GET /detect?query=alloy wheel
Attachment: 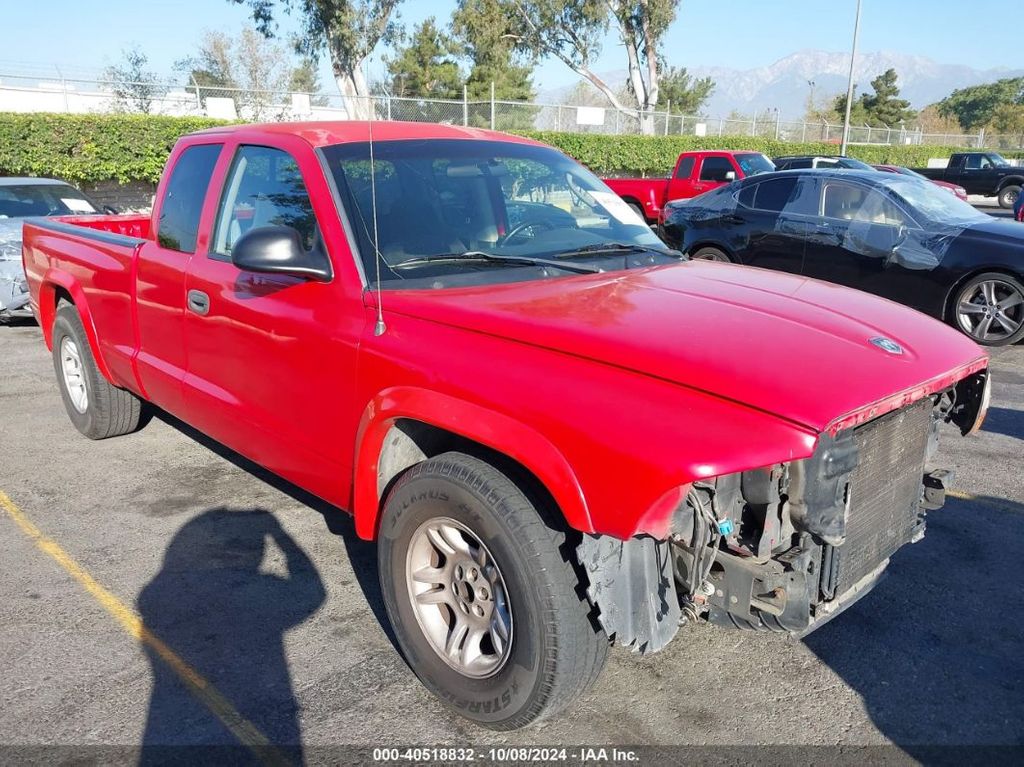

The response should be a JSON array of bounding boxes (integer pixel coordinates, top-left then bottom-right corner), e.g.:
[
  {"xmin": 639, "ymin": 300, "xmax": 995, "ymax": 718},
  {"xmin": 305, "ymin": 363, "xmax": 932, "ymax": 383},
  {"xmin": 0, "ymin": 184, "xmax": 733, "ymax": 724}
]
[{"xmin": 956, "ymin": 278, "xmax": 1024, "ymax": 343}]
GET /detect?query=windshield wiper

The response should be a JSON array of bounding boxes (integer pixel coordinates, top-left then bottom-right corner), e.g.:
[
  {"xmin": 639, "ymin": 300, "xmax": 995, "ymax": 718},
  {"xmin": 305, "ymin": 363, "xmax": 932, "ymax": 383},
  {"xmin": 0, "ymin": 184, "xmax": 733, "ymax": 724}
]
[
  {"xmin": 549, "ymin": 242, "xmax": 682, "ymax": 259},
  {"xmin": 390, "ymin": 251, "xmax": 602, "ymax": 274}
]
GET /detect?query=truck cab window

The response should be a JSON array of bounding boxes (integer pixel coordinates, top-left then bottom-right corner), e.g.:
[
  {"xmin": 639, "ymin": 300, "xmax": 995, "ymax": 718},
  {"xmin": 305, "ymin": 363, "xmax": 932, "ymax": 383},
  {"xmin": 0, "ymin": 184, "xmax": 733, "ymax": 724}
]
[
  {"xmin": 699, "ymin": 157, "xmax": 734, "ymax": 182},
  {"xmin": 157, "ymin": 143, "xmax": 222, "ymax": 253},
  {"xmin": 213, "ymin": 145, "xmax": 317, "ymax": 257},
  {"xmin": 674, "ymin": 157, "xmax": 695, "ymax": 179},
  {"xmin": 965, "ymin": 155, "xmax": 990, "ymax": 170}
]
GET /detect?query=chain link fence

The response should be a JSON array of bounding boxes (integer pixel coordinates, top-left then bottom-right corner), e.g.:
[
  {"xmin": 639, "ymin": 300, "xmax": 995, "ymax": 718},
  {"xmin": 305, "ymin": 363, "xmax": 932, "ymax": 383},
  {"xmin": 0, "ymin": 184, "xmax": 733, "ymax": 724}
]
[{"xmin": 1, "ymin": 67, "xmax": 1019, "ymax": 149}]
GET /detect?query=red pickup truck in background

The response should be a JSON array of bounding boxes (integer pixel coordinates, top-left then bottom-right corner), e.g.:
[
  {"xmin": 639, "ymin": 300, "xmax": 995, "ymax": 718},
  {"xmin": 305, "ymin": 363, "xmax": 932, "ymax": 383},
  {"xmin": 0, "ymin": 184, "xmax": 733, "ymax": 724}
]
[
  {"xmin": 21, "ymin": 122, "xmax": 989, "ymax": 731},
  {"xmin": 603, "ymin": 149, "xmax": 775, "ymax": 223}
]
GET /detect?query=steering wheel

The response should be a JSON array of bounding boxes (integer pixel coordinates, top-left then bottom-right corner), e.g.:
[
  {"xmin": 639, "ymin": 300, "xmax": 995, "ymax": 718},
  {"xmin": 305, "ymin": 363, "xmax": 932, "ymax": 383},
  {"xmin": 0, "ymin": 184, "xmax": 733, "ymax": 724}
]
[{"xmin": 500, "ymin": 218, "xmax": 556, "ymax": 245}]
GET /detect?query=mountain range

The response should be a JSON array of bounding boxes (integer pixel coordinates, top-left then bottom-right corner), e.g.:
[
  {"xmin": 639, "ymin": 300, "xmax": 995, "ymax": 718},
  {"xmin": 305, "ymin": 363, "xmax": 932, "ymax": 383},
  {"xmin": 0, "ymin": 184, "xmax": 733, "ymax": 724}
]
[{"xmin": 538, "ymin": 49, "xmax": 1024, "ymax": 120}]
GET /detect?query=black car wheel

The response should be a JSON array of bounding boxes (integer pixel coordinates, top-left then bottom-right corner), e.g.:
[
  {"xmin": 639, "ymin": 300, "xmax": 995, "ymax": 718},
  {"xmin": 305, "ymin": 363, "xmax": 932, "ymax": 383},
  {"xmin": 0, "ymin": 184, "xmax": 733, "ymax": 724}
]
[
  {"xmin": 952, "ymin": 272, "xmax": 1024, "ymax": 346},
  {"xmin": 998, "ymin": 185, "xmax": 1021, "ymax": 209},
  {"xmin": 690, "ymin": 246, "xmax": 731, "ymax": 263}
]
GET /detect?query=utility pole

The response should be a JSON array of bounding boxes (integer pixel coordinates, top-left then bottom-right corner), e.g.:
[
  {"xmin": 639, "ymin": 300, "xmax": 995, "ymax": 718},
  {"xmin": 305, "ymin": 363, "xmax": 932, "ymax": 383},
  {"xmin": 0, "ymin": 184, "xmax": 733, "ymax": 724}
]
[{"xmin": 840, "ymin": 0, "xmax": 863, "ymax": 156}]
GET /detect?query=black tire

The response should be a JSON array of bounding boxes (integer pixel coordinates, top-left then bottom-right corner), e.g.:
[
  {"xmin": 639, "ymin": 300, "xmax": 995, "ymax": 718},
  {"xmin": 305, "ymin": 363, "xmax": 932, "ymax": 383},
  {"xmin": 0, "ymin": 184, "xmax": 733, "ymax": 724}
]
[
  {"xmin": 949, "ymin": 272, "xmax": 1024, "ymax": 346},
  {"xmin": 997, "ymin": 184, "xmax": 1020, "ymax": 209},
  {"xmin": 690, "ymin": 246, "xmax": 731, "ymax": 262},
  {"xmin": 51, "ymin": 302, "xmax": 147, "ymax": 439},
  {"xmin": 377, "ymin": 452, "xmax": 608, "ymax": 730},
  {"xmin": 626, "ymin": 201, "xmax": 647, "ymax": 223}
]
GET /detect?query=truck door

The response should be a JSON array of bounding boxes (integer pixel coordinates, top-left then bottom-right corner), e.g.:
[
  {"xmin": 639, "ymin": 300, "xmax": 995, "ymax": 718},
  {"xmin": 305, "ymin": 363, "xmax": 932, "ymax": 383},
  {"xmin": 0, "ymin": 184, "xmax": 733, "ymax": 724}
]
[
  {"xmin": 134, "ymin": 141, "xmax": 223, "ymax": 414},
  {"xmin": 181, "ymin": 141, "xmax": 362, "ymax": 505},
  {"xmin": 689, "ymin": 155, "xmax": 735, "ymax": 198},
  {"xmin": 664, "ymin": 155, "xmax": 697, "ymax": 202},
  {"xmin": 960, "ymin": 154, "xmax": 992, "ymax": 195}
]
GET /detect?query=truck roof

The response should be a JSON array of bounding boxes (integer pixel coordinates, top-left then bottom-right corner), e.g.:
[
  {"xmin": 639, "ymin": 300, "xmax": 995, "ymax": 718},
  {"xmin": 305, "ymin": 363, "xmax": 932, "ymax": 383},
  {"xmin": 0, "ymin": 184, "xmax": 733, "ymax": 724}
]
[{"xmin": 190, "ymin": 120, "xmax": 547, "ymax": 149}]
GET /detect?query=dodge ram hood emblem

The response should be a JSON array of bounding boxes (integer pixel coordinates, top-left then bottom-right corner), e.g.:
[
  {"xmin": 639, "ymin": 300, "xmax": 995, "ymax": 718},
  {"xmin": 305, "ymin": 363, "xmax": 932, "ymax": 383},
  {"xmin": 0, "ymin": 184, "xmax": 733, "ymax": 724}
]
[{"xmin": 869, "ymin": 336, "xmax": 903, "ymax": 355}]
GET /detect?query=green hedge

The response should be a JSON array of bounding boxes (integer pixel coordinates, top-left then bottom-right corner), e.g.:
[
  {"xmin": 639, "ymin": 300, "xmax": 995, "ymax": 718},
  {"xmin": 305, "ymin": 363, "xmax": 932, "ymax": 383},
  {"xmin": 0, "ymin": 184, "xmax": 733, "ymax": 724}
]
[
  {"xmin": 0, "ymin": 111, "xmax": 1020, "ymax": 183},
  {"xmin": 0, "ymin": 113, "xmax": 228, "ymax": 184},
  {"xmin": 524, "ymin": 132, "xmax": 1024, "ymax": 176}
]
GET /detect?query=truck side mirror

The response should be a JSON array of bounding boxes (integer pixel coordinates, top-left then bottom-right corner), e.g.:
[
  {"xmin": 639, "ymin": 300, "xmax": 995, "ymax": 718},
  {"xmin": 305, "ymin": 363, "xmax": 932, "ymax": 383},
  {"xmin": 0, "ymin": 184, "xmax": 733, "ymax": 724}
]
[
  {"xmin": 230, "ymin": 225, "xmax": 332, "ymax": 282},
  {"xmin": 724, "ymin": 170, "xmax": 737, "ymax": 182}
]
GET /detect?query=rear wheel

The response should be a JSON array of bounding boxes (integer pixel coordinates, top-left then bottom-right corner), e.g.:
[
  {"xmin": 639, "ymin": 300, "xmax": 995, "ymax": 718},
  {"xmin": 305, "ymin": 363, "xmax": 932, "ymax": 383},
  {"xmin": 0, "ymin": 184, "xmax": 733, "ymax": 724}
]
[
  {"xmin": 998, "ymin": 184, "xmax": 1020, "ymax": 209},
  {"xmin": 51, "ymin": 302, "xmax": 147, "ymax": 439},
  {"xmin": 690, "ymin": 246, "xmax": 731, "ymax": 263},
  {"xmin": 952, "ymin": 272, "xmax": 1024, "ymax": 346},
  {"xmin": 377, "ymin": 452, "xmax": 608, "ymax": 730}
]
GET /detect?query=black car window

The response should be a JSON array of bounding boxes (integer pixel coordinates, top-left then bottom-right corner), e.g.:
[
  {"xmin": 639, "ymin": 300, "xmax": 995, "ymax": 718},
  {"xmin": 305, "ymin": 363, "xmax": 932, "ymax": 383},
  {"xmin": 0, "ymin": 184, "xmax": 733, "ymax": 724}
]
[
  {"xmin": 158, "ymin": 143, "xmax": 222, "ymax": 253},
  {"xmin": 964, "ymin": 155, "xmax": 990, "ymax": 170},
  {"xmin": 822, "ymin": 181, "xmax": 907, "ymax": 226},
  {"xmin": 754, "ymin": 177, "xmax": 800, "ymax": 213},
  {"xmin": 699, "ymin": 157, "xmax": 734, "ymax": 182},
  {"xmin": 674, "ymin": 156, "xmax": 695, "ymax": 179},
  {"xmin": 736, "ymin": 183, "xmax": 756, "ymax": 208},
  {"xmin": 786, "ymin": 158, "xmax": 813, "ymax": 169}
]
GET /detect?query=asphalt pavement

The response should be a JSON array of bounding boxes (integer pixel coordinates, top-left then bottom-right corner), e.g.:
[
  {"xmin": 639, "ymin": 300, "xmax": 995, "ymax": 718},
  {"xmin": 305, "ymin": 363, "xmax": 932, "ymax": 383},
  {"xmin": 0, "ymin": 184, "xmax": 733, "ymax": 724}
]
[{"xmin": 0, "ymin": 277, "xmax": 1022, "ymax": 760}]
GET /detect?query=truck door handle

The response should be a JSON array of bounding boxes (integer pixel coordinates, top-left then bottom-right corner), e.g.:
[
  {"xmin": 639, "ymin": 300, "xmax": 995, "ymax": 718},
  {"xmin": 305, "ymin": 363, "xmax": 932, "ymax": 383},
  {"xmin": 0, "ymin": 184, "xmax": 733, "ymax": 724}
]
[{"xmin": 187, "ymin": 289, "xmax": 210, "ymax": 316}]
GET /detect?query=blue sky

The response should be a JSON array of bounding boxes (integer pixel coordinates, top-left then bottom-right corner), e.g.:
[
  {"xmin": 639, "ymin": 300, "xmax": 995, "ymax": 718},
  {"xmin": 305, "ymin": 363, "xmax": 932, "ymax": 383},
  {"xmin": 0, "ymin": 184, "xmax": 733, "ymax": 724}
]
[{"xmin": 0, "ymin": 0, "xmax": 1016, "ymax": 90}]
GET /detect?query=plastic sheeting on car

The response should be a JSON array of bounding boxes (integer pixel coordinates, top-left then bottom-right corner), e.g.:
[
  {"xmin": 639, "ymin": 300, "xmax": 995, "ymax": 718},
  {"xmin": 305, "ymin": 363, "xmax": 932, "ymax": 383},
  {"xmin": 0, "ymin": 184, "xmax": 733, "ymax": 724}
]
[{"xmin": 667, "ymin": 172, "xmax": 976, "ymax": 272}]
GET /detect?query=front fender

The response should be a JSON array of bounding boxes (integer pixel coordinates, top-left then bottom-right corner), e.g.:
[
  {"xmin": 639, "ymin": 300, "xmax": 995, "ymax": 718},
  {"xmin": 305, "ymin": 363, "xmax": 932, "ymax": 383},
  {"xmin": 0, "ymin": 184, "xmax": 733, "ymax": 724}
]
[
  {"xmin": 352, "ymin": 386, "xmax": 591, "ymax": 540},
  {"xmin": 38, "ymin": 269, "xmax": 116, "ymax": 384}
]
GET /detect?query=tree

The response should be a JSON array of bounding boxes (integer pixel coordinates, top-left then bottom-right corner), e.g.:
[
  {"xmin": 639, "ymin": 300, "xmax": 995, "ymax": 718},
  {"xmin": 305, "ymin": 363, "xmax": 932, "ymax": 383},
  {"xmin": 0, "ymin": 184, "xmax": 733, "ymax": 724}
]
[
  {"xmin": 452, "ymin": 0, "xmax": 534, "ymax": 102},
  {"xmin": 656, "ymin": 65, "xmax": 713, "ymax": 115},
  {"xmin": 176, "ymin": 28, "xmax": 307, "ymax": 119},
  {"xmin": 384, "ymin": 17, "xmax": 463, "ymax": 99},
  {"xmin": 833, "ymin": 90, "xmax": 869, "ymax": 126},
  {"xmin": 103, "ymin": 47, "xmax": 166, "ymax": 114},
  {"xmin": 230, "ymin": 0, "xmax": 402, "ymax": 119},
  {"xmin": 506, "ymin": 0, "xmax": 681, "ymax": 134},
  {"xmin": 860, "ymin": 68, "xmax": 915, "ymax": 126},
  {"xmin": 990, "ymin": 103, "xmax": 1024, "ymax": 146},
  {"xmin": 937, "ymin": 77, "xmax": 1024, "ymax": 130}
]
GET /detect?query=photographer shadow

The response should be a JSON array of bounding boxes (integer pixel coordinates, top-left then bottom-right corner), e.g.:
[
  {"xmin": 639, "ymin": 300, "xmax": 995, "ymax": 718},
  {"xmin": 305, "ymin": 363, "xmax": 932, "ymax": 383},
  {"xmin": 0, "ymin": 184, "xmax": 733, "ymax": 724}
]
[{"xmin": 137, "ymin": 507, "xmax": 325, "ymax": 762}]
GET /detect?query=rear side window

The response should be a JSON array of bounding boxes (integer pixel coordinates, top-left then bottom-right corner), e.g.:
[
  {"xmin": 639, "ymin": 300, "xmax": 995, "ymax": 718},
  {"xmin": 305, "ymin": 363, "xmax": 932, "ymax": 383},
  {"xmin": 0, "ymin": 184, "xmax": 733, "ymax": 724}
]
[
  {"xmin": 158, "ymin": 144, "xmax": 222, "ymax": 253},
  {"xmin": 212, "ymin": 145, "xmax": 317, "ymax": 257},
  {"xmin": 674, "ymin": 156, "xmax": 695, "ymax": 179},
  {"xmin": 754, "ymin": 177, "xmax": 800, "ymax": 212},
  {"xmin": 699, "ymin": 156, "xmax": 734, "ymax": 182}
]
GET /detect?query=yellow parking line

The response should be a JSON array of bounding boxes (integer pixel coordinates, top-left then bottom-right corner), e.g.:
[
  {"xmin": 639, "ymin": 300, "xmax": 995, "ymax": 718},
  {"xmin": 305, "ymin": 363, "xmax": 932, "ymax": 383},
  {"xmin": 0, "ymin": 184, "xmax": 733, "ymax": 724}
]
[
  {"xmin": 947, "ymin": 489, "xmax": 1021, "ymax": 513},
  {"xmin": 0, "ymin": 490, "xmax": 291, "ymax": 766}
]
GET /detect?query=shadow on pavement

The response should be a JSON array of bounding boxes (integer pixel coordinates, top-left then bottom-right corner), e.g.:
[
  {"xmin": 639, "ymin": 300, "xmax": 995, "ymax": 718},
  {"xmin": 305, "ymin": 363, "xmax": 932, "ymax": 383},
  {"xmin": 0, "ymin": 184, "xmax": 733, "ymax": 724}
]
[
  {"xmin": 137, "ymin": 507, "xmax": 324, "ymax": 762},
  {"xmin": 153, "ymin": 411, "xmax": 397, "ymax": 649},
  {"xmin": 803, "ymin": 494, "xmax": 1024, "ymax": 754},
  {"xmin": 982, "ymin": 406, "xmax": 1023, "ymax": 440}
]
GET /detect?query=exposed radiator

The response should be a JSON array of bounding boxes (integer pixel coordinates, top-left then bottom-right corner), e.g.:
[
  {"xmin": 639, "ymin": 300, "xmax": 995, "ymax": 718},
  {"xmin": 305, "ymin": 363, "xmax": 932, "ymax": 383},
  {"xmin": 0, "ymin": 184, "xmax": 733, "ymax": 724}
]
[{"xmin": 826, "ymin": 398, "xmax": 933, "ymax": 597}]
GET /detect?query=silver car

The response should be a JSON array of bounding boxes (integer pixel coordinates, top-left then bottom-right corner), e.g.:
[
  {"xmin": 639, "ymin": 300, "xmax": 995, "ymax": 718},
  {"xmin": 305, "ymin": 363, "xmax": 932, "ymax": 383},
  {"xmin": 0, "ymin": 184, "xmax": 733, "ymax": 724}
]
[{"xmin": 1, "ymin": 178, "xmax": 111, "ymax": 322}]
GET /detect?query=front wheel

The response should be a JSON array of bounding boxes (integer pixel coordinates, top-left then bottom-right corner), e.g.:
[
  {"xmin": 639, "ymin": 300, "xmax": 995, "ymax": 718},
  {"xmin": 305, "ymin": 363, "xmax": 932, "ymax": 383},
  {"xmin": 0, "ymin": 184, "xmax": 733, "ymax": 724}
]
[
  {"xmin": 51, "ymin": 302, "xmax": 147, "ymax": 438},
  {"xmin": 998, "ymin": 184, "xmax": 1020, "ymax": 209},
  {"xmin": 952, "ymin": 272, "xmax": 1024, "ymax": 346},
  {"xmin": 377, "ymin": 452, "xmax": 608, "ymax": 730},
  {"xmin": 690, "ymin": 246, "xmax": 732, "ymax": 262}
]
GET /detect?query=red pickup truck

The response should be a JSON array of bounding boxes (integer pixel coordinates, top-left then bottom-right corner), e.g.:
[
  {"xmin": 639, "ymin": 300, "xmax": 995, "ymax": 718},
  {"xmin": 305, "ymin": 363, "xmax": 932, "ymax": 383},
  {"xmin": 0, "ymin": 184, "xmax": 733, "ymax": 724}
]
[
  {"xmin": 603, "ymin": 149, "xmax": 775, "ymax": 223},
  {"xmin": 22, "ymin": 121, "xmax": 990, "ymax": 731}
]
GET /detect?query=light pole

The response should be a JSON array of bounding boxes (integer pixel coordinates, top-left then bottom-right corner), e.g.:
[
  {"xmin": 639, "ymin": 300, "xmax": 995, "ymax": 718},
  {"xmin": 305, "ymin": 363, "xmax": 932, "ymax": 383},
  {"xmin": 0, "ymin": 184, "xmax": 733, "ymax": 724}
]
[{"xmin": 840, "ymin": 0, "xmax": 863, "ymax": 156}]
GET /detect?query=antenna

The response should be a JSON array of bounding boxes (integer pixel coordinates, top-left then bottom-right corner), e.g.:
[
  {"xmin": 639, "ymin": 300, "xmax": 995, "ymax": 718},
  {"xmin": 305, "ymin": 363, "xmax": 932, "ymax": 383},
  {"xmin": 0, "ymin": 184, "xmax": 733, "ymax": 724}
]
[{"xmin": 368, "ymin": 100, "xmax": 386, "ymax": 336}]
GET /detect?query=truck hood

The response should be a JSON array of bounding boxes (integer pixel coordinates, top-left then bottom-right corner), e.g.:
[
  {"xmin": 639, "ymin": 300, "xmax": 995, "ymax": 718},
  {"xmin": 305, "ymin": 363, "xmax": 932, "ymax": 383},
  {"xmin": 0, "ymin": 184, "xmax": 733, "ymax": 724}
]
[{"xmin": 383, "ymin": 262, "xmax": 986, "ymax": 432}]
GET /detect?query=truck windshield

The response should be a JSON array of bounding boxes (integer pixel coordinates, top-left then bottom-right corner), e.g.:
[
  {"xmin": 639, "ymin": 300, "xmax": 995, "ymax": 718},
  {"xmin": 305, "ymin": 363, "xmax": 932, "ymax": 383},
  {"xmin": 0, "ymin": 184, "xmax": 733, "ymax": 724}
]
[
  {"xmin": 322, "ymin": 139, "xmax": 675, "ymax": 287},
  {"xmin": 988, "ymin": 153, "xmax": 1011, "ymax": 167},
  {"xmin": 735, "ymin": 153, "xmax": 775, "ymax": 176}
]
